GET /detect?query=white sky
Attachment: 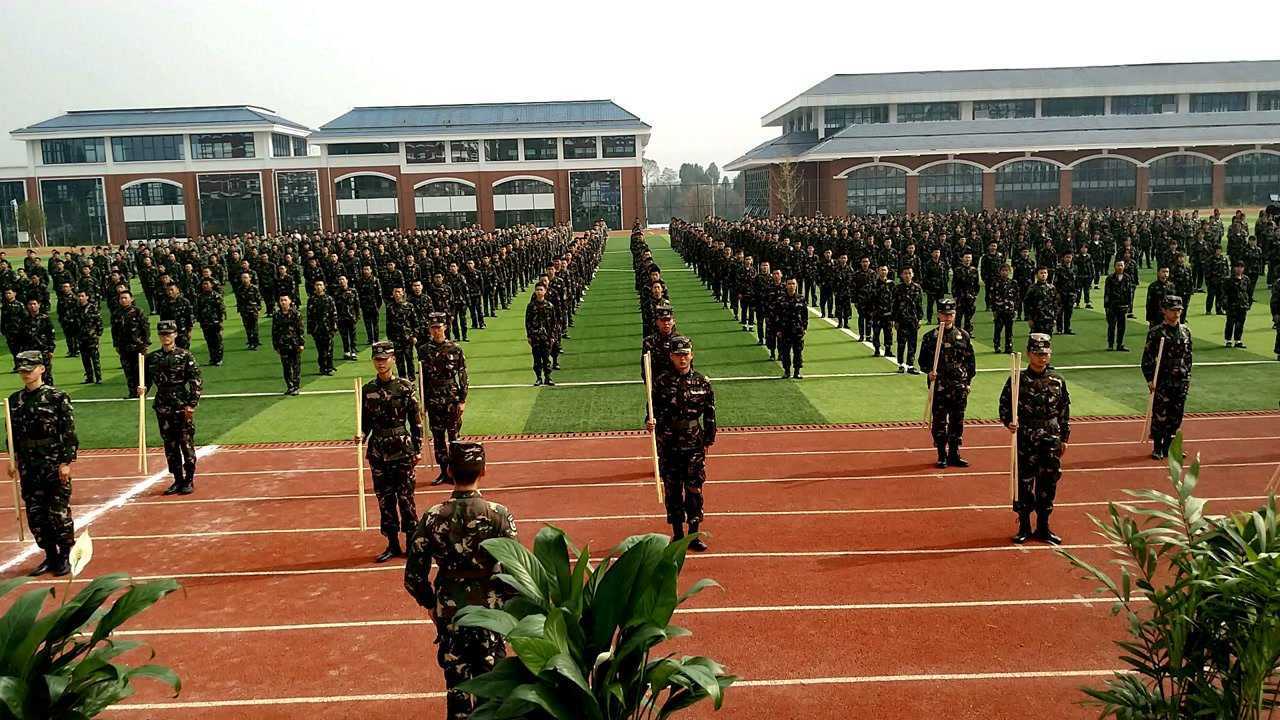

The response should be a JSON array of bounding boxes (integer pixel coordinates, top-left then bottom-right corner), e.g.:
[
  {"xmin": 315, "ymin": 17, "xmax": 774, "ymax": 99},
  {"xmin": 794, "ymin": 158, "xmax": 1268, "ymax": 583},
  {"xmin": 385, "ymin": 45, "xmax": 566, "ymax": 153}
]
[{"xmin": 1, "ymin": 0, "xmax": 1276, "ymax": 175}]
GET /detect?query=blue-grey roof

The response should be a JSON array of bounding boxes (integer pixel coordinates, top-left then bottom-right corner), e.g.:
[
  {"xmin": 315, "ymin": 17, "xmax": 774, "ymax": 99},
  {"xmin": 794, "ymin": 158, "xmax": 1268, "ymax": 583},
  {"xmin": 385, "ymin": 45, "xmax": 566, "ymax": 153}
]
[
  {"xmin": 13, "ymin": 105, "xmax": 312, "ymax": 134},
  {"xmin": 725, "ymin": 131, "xmax": 821, "ymax": 170},
  {"xmin": 313, "ymin": 100, "xmax": 649, "ymax": 139}
]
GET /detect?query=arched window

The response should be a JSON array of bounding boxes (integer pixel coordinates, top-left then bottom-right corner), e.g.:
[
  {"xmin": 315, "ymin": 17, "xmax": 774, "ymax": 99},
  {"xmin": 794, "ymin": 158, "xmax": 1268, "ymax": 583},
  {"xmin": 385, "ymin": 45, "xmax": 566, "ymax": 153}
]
[
  {"xmin": 335, "ymin": 174, "xmax": 399, "ymax": 231},
  {"xmin": 1070, "ymin": 158, "xmax": 1136, "ymax": 208},
  {"xmin": 414, "ymin": 181, "xmax": 477, "ymax": 229},
  {"xmin": 1224, "ymin": 152, "xmax": 1280, "ymax": 207},
  {"xmin": 918, "ymin": 163, "xmax": 982, "ymax": 213},
  {"xmin": 493, "ymin": 177, "xmax": 554, "ymax": 228},
  {"xmin": 122, "ymin": 181, "xmax": 186, "ymax": 240},
  {"xmin": 1147, "ymin": 155, "xmax": 1212, "ymax": 209},
  {"xmin": 994, "ymin": 161, "xmax": 1060, "ymax": 210},
  {"xmin": 845, "ymin": 166, "xmax": 906, "ymax": 215}
]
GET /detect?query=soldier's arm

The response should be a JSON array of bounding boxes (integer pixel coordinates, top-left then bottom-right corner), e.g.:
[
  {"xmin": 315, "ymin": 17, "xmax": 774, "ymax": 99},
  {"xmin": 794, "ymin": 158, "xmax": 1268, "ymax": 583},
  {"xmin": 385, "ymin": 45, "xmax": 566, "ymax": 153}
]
[
  {"xmin": 1140, "ymin": 331, "xmax": 1157, "ymax": 382},
  {"xmin": 58, "ymin": 393, "xmax": 78, "ymax": 465},
  {"xmin": 964, "ymin": 339, "xmax": 976, "ymax": 381},
  {"xmin": 187, "ymin": 355, "xmax": 203, "ymax": 407},
  {"xmin": 403, "ymin": 521, "xmax": 437, "ymax": 610},
  {"xmin": 456, "ymin": 351, "xmax": 469, "ymax": 404},
  {"xmin": 998, "ymin": 378, "xmax": 1013, "ymax": 428},
  {"xmin": 407, "ymin": 387, "xmax": 423, "ymax": 453},
  {"xmin": 703, "ymin": 381, "xmax": 717, "ymax": 446},
  {"xmin": 1059, "ymin": 378, "xmax": 1071, "ymax": 444}
]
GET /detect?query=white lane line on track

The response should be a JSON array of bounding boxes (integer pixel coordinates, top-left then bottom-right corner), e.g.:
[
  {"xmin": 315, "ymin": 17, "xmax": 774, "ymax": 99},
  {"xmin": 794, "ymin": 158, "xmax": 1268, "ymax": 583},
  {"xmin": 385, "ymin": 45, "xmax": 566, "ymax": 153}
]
[{"xmin": 0, "ymin": 445, "xmax": 221, "ymax": 574}]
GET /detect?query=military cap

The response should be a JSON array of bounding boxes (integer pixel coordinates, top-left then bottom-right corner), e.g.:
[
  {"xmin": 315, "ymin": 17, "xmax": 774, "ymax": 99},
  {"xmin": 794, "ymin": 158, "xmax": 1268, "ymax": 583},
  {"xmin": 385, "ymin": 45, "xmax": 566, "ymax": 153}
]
[
  {"xmin": 669, "ymin": 336, "xmax": 693, "ymax": 355},
  {"xmin": 157, "ymin": 320, "xmax": 177, "ymax": 335},
  {"xmin": 653, "ymin": 304, "xmax": 674, "ymax": 319},
  {"xmin": 1161, "ymin": 294, "xmax": 1184, "ymax": 310},
  {"xmin": 936, "ymin": 298, "xmax": 957, "ymax": 314},
  {"xmin": 15, "ymin": 350, "xmax": 44, "ymax": 371},
  {"xmin": 1027, "ymin": 333, "xmax": 1052, "ymax": 353},
  {"xmin": 449, "ymin": 441, "xmax": 485, "ymax": 474},
  {"xmin": 427, "ymin": 311, "xmax": 448, "ymax": 326},
  {"xmin": 371, "ymin": 340, "xmax": 396, "ymax": 359}
]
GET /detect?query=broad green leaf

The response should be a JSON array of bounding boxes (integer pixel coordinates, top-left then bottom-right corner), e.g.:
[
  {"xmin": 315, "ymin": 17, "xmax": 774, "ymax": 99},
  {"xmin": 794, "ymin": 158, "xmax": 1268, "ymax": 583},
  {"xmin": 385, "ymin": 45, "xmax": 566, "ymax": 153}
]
[
  {"xmin": 544, "ymin": 607, "xmax": 569, "ymax": 655},
  {"xmin": 43, "ymin": 673, "xmax": 69, "ymax": 703},
  {"xmin": 544, "ymin": 652, "xmax": 591, "ymax": 695},
  {"xmin": 457, "ymin": 657, "xmax": 532, "ymax": 699},
  {"xmin": 533, "ymin": 526, "xmax": 572, "ymax": 602},
  {"xmin": 497, "ymin": 683, "xmax": 574, "ymax": 720},
  {"xmin": 566, "ymin": 547, "xmax": 591, "ymax": 616},
  {"xmin": 89, "ymin": 579, "xmax": 180, "ymax": 646},
  {"xmin": 679, "ymin": 663, "xmax": 726, "ymax": 709},
  {"xmin": 123, "ymin": 664, "xmax": 181, "ymax": 695},
  {"xmin": 677, "ymin": 578, "xmax": 722, "ymax": 606},
  {"xmin": 589, "ymin": 535, "xmax": 666, "ymax": 648},
  {"xmin": 481, "ymin": 538, "xmax": 555, "ymax": 608},
  {"xmin": 0, "ymin": 676, "xmax": 26, "ymax": 717},
  {"xmin": 509, "ymin": 636, "xmax": 561, "ymax": 675},
  {"xmin": 453, "ymin": 607, "xmax": 518, "ymax": 637}
]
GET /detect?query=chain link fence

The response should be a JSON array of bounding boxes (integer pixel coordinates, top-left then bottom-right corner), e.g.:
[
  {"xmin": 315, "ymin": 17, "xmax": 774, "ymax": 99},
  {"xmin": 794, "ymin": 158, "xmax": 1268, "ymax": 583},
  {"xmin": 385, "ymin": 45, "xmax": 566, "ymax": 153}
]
[{"xmin": 643, "ymin": 183, "xmax": 745, "ymax": 225}]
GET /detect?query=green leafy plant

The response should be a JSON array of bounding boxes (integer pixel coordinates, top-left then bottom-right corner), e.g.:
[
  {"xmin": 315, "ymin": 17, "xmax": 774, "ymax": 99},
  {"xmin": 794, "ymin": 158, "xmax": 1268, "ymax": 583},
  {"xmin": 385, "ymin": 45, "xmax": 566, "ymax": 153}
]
[
  {"xmin": 1061, "ymin": 432, "xmax": 1280, "ymax": 719},
  {"xmin": 454, "ymin": 526, "xmax": 735, "ymax": 719},
  {"xmin": 13, "ymin": 203, "xmax": 44, "ymax": 244},
  {"xmin": 0, "ymin": 572, "xmax": 181, "ymax": 719}
]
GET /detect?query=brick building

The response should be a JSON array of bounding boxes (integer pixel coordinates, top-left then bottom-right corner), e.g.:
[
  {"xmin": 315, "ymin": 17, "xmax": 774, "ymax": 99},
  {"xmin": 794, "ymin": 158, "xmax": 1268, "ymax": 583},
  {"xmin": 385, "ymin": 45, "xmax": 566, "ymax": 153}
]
[{"xmin": 725, "ymin": 60, "xmax": 1280, "ymax": 217}]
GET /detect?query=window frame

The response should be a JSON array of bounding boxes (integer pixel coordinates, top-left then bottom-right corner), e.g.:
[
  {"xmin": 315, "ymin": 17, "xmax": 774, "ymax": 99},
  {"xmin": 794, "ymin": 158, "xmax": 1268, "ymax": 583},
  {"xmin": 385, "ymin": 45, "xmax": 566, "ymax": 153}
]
[
  {"xmin": 562, "ymin": 136, "xmax": 599, "ymax": 160},
  {"xmin": 190, "ymin": 132, "xmax": 257, "ymax": 160}
]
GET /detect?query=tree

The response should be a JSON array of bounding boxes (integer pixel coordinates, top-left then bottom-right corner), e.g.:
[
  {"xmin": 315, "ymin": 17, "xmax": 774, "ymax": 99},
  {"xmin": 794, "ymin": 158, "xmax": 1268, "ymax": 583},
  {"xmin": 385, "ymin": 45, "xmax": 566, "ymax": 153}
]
[
  {"xmin": 15, "ymin": 202, "xmax": 45, "ymax": 245},
  {"xmin": 658, "ymin": 168, "xmax": 679, "ymax": 185},
  {"xmin": 771, "ymin": 160, "xmax": 804, "ymax": 216},
  {"xmin": 706, "ymin": 163, "xmax": 721, "ymax": 185},
  {"xmin": 642, "ymin": 158, "xmax": 660, "ymax": 186},
  {"xmin": 679, "ymin": 163, "xmax": 711, "ymax": 186}
]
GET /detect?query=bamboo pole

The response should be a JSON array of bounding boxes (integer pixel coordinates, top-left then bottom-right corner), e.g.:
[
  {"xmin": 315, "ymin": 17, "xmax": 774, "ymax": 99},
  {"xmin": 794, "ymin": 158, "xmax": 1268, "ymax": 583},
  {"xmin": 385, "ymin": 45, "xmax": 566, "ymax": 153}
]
[
  {"xmin": 1009, "ymin": 352, "xmax": 1021, "ymax": 505},
  {"xmin": 642, "ymin": 352, "xmax": 663, "ymax": 505},
  {"xmin": 417, "ymin": 360, "xmax": 429, "ymax": 470},
  {"xmin": 137, "ymin": 353, "xmax": 148, "ymax": 474},
  {"xmin": 4, "ymin": 399, "xmax": 25, "ymax": 542},
  {"xmin": 923, "ymin": 321, "xmax": 944, "ymax": 423},
  {"xmin": 355, "ymin": 378, "xmax": 367, "ymax": 531},
  {"xmin": 1140, "ymin": 337, "xmax": 1166, "ymax": 443}
]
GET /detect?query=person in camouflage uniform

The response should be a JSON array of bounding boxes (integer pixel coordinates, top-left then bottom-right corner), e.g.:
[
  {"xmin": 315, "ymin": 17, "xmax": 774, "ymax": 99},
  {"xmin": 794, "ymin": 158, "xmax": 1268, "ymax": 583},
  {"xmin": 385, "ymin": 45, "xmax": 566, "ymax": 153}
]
[
  {"xmin": 775, "ymin": 278, "xmax": 809, "ymax": 379},
  {"xmin": 868, "ymin": 265, "xmax": 895, "ymax": 357},
  {"xmin": 1022, "ymin": 267, "xmax": 1059, "ymax": 336},
  {"xmin": 74, "ymin": 290, "xmax": 102, "ymax": 384},
  {"xmin": 306, "ymin": 280, "xmax": 338, "ymax": 376},
  {"xmin": 334, "ymin": 275, "xmax": 361, "ymax": 361},
  {"xmin": 194, "ymin": 278, "xmax": 225, "ymax": 367},
  {"xmin": 1222, "ymin": 259, "xmax": 1253, "ymax": 348},
  {"xmin": 159, "ymin": 283, "xmax": 195, "ymax": 350},
  {"xmin": 234, "ymin": 272, "xmax": 264, "ymax": 351},
  {"xmin": 892, "ymin": 267, "xmax": 923, "ymax": 374},
  {"xmin": 361, "ymin": 341, "xmax": 424, "ymax": 563},
  {"xmin": 951, "ymin": 252, "xmax": 979, "ymax": 334},
  {"xmin": 2, "ymin": 288, "xmax": 24, "ymax": 372},
  {"xmin": 420, "ymin": 312, "xmax": 468, "ymax": 486},
  {"xmin": 1103, "ymin": 260, "xmax": 1134, "ymax": 352},
  {"xmin": 1000, "ymin": 333, "xmax": 1071, "ymax": 545},
  {"xmin": 404, "ymin": 441, "xmax": 516, "ymax": 720},
  {"xmin": 271, "ymin": 294, "xmax": 305, "ymax": 396},
  {"xmin": 646, "ymin": 336, "xmax": 716, "ymax": 551},
  {"xmin": 641, "ymin": 303, "xmax": 682, "ymax": 383},
  {"xmin": 17, "ymin": 298, "xmax": 57, "ymax": 388},
  {"xmin": 5, "ymin": 350, "xmax": 77, "ymax": 576},
  {"xmin": 386, "ymin": 287, "xmax": 419, "ymax": 380},
  {"xmin": 357, "ymin": 266, "xmax": 383, "ymax": 344},
  {"xmin": 1145, "ymin": 266, "xmax": 1175, "ymax": 327},
  {"xmin": 1142, "ymin": 295, "xmax": 1192, "ymax": 459},
  {"xmin": 111, "ymin": 290, "xmax": 150, "ymax": 399},
  {"xmin": 525, "ymin": 283, "xmax": 558, "ymax": 386},
  {"xmin": 918, "ymin": 299, "xmax": 976, "ymax": 468},
  {"xmin": 988, "ymin": 263, "xmax": 1018, "ymax": 354},
  {"xmin": 1270, "ymin": 276, "xmax": 1280, "ymax": 360},
  {"xmin": 141, "ymin": 321, "xmax": 203, "ymax": 495},
  {"xmin": 55, "ymin": 282, "xmax": 78, "ymax": 359}
]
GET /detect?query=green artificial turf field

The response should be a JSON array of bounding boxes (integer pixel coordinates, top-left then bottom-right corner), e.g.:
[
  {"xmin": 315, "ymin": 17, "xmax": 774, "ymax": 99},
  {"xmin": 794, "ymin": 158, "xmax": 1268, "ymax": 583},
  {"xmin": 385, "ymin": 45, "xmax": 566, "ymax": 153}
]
[{"xmin": 1, "ymin": 232, "xmax": 1277, "ymax": 448}]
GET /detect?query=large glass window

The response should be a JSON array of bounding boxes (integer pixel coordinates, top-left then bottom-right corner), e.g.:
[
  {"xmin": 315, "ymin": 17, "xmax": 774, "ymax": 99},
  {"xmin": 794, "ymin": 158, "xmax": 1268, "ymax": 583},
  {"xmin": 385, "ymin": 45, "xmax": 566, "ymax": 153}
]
[
  {"xmin": 1258, "ymin": 92, "xmax": 1280, "ymax": 111},
  {"xmin": 484, "ymin": 139, "xmax": 519, "ymax": 162},
  {"xmin": 1042, "ymin": 97, "xmax": 1105, "ymax": 117},
  {"xmin": 918, "ymin": 163, "xmax": 983, "ymax": 213},
  {"xmin": 845, "ymin": 166, "xmax": 906, "ymax": 215},
  {"xmin": 122, "ymin": 182, "xmax": 186, "ymax": 241},
  {"xmin": 493, "ymin": 178, "xmax": 554, "ymax": 228},
  {"xmin": 111, "ymin": 135, "xmax": 183, "ymax": 162},
  {"xmin": 41, "ymin": 138, "xmax": 106, "ymax": 165},
  {"xmin": 0, "ymin": 181, "xmax": 27, "ymax": 247},
  {"xmin": 601, "ymin": 135, "xmax": 636, "ymax": 158},
  {"xmin": 198, "ymin": 173, "xmax": 264, "ymax": 236},
  {"xmin": 1190, "ymin": 92, "xmax": 1248, "ymax": 113},
  {"xmin": 1147, "ymin": 154, "xmax": 1213, "ymax": 209},
  {"xmin": 523, "ymin": 138, "xmax": 558, "ymax": 161},
  {"xmin": 995, "ymin": 160, "xmax": 1060, "ymax": 209},
  {"xmin": 1111, "ymin": 94, "xmax": 1177, "ymax": 115},
  {"xmin": 40, "ymin": 178, "xmax": 107, "ymax": 245},
  {"xmin": 1070, "ymin": 157, "xmax": 1136, "ymax": 208},
  {"xmin": 562, "ymin": 137, "xmax": 598, "ymax": 159},
  {"xmin": 744, "ymin": 168, "xmax": 769, "ymax": 216},
  {"xmin": 414, "ymin": 181, "xmax": 477, "ymax": 229},
  {"xmin": 569, "ymin": 170, "xmax": 621, "ymax": 231},
  {"xmin": 450, "ymin": 140, "xmax": 479, "ymax": 163},
  {"xmin": 276, "ymin": 171, "xmax": 321, "ymax": 232},
  {"xmin": 123, "ymin": 181, "xmax": 182, "ymax": 207},
  {"xmin": 972, "ymin": 100, "xmax": 1034, "ymax": 119},
  {"xmin": 190, "ymin": 133, "xmax": 255, "ymax": 160},
  {"xmin": 897, "ymin": 102, "xmax": 959, "ymax": 123},
  {"xmin": 406, "ymin": 141, "xmax": 446, "ymax": 164},
  {"xmin": 824, "ymin": 105, "xmax": 889, "ymax": 134},
  {"xmin": 292, "ymin": 137, "xmax": 308, "ymax": 156},
  {"xmin": 1224, "ymin": 152, "xmax": 1280, "ymax": 206},
  {"xmin": 328, "ymin": 142, "xmax": 398, "ymax": 155},
  {"xmin": 271, "ymin": 133, "xmax": 291, "ymax": 158},
  {"xmin": 335, "ymin": 175, "xmax": 398, "ymax": 231}
]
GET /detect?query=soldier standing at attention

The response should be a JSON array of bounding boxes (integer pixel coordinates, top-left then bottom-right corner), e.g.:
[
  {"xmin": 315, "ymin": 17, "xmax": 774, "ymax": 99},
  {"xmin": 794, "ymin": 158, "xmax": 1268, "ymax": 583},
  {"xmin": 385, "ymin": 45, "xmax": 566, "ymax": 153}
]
[
  {"xmin": 1103, "ymin": 260, "xmax": 1134, "ymax": 352},
  {"xmin": 1023, "ymin": 267, "xmax": 1059, "ymax": 337},
  {"xmin": 1055, "ymin": 251, "xmax": 1079, "ymax": 335},
  {"xmin": 307, "ymin": 280, "xmax": 338, "ymax": 376},
  {"xmin": 55, "ymin": 282, "xmax": 78, "ymax": 359},
  {"xmin": 362, "ymin": 341, "xmax": 423, "ymax": 563},
  {"xmin": 234, "ymin": 272, "xmax": 263, "ymax": 351},
  {"xmin": 386, "ymin": 287, "xmax": 419, "ymax": 380},
  {"xmin": 194, "ymin": 278, "xmax": 225, "ymax": 367},
  {"xmin": 1000, "ymin": 333, "xmax": 1071, "ymax": 545},
  {"xmin": 404, "ymin": 441, "xmax": 516, "ymax": 720},
  {"xmin": 6, "ymin": 350, "xmax": 77, "ymax": 576},
  {"xmin": 141, "ymin": 321, "xmax": 202, "ymax": 495},
  {"xmin": 951, "ymin": 252, "xmax": 980, "ymax": 334},
  {"xmin": 775, "ymin": 278, "xmax": 808, "ymax": 379},
  {"xmin": 918, "ymin": 299, "xmax": 976, "ymax": 468},
  {"xmin": 1142, "ymin": 295, "xmax": 1193, "ymax": 460},
  {"xmin": 1145, "ymin": 266, "xmax": 1175, "ymax": 327},
  {"xmin": 271, "ymin": 294, "xmax": 305, "ymax": 396},
  {"xmin": 525, "ymin": 283, "xmax": 558, "ymax": 386},
  {"xmin": 18, "ymin": 299, "xmax": 56, "ymax": 387},
  {"xmin": 989, "ymin": 263, "xmax": 1018, "ymax": 354},
  {"xmin": 112, "ymin": 290, "xmax": 149, "ymax": 399},
  {"xmin": 420, "ymin": 312, "xmax": 468, "ymax": 487},
  {"xmin": 641, "ymin": 303, "xmax": 682, "ymax": 383},
  {"xmin": 1223, "ymin": 259, "xmax": 1253, "ymax": 348},
  {"xmin": 869, "ymin": 265, "xmax": 895, "ymax": 358},
  {"xmin": 334, "ymin": 275, "xmax": 361, "ymax": 361},
  {"xmin": 74, "ymin": 290, "xmax": 102, "ymax": 384},
  {"xmin": 357, "ymin": 265, "xmax": 383, "ymax": 344},
  {"xmin": 893, "ymin": 267, "xmax": 924, "ymax": 374},
  {"xmin": 1270, "ymin": 276, "xmax": 1280, "ymax": 361},
  {"xmin": 160, "ymin": 283, "xmax": 195, "ymax": 350},
  {"xmin": 646, "ymin": 337, "xmax": 715, "ymax": 551}
]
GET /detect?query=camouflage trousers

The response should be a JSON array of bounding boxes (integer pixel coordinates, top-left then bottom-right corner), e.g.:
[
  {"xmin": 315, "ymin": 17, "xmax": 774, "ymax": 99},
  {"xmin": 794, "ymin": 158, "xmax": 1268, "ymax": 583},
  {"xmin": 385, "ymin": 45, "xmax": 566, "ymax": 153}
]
[
  {"xmin": 426, "ymin": 401, "xmax": 461, "ymax": 471},
  {"xmin": 437, "ymin": 620, "xmax": 505, "ymax": 720},
  {"xmin": 18, "ymin": 462, "xmax": 74, "ymax": 551},
  {"xmin": 156, "ymin": 404, "xmax": 196, "ymax": 486},
  {"xmin": 370, "ymin": 460, "xmax": 417, "ymax": 537},
  {"xmin": 1150, "ymin": 383, "xmax": 1189, "ymax": 441},
  {"xmin": 657, "ymin": 442, "xmax": 706, "ymax": 526},
  {"xmin": 1013, "ymin": 432, "xmax": 1063, "ymax": 515},
  {"xmin": 929, "ymin": 383, "xmax": 969, "ymax": 445}
]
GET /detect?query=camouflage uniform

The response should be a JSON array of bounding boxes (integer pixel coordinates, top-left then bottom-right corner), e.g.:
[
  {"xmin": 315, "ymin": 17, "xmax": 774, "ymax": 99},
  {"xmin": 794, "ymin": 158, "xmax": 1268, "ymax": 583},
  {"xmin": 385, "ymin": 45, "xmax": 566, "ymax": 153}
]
[
  {"xmin": 306, "ymin": 291, "xmax": 338, "ymax": 375},
  {"xmin": 1142, "ymin": 304, "xmax": 1192, "ymax": 459},
  {"xmin": 361, "ymin": 361, "xmax": 424, "ymax": 544},
  {"xmin": 75, "ymin": 299, "xmax": 102, "ymax": 383},
  {"xmin": 234, "ymin": 280, "xmax": 263, "ymax": 349},
  {"xmin": 988, "ymin": 273, "xmax": 1019, "ymax": 353},
  {"xmin": 111, "ymin": 303, "xmax": 149, "ymax": 398},
  {"xmin": 918, "ymin": 315, "xmax": 976, "ymax": 466},
  {"xmin": 420, "ymin": 318, "xmax": 468, "ymax": 482},
  {"xmin": 640, "ymin": 306, "xmax": 681, "ymax": 382},
  {"xmin": 1000, "ymin": 335, "xmax": 1071, "ymax": 543},
  {"xmin": 17, "ymin": 308, "xmax": 56, "ymax": 387},
  {"xmin": 271, "ymin": 305, "xmax": 305, "ymax": 394},
  {"xmin": 404, "ymin": 449, "xmax": 516, "ymax": 720},
  {"xmin": 6, "ymin": 362, "xmax": 77, "ymax": 569},
  {"xmin": 525, "ymin": 296, "xmax": 558, "ymax": 385},
  {"xmin": 385, "ymin": 299, "xmax": 419, "ymax": 380},
  {"xmin": 774, "ymin": 289, "xmax": 809, "ymax": 378},
  {"xmin": 652, "ymin": 340, "xmax": 717, "ymax": 530},
  {"xmin": 1022, "ymin": 279, "xmax": 1059, "ymax": 336},
  {"xmin": 145, "ymin": 329, "xmax": 203, "ymax": 493},
  {"xmin": 194, "ymin": 287, "xmax": 225, "ymax": 366}
]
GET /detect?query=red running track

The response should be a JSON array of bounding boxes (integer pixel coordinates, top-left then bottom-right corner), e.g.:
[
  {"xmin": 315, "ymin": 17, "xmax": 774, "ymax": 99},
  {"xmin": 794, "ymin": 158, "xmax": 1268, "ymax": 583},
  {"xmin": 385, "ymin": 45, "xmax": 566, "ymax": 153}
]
[{"xmin": 0, "ymin": 413, "xmax": 1277, "ymax": 719}]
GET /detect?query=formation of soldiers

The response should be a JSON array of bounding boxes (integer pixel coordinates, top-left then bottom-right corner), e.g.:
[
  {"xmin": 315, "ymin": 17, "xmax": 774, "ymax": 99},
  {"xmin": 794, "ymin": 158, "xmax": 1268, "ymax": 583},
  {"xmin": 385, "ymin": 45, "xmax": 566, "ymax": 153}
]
[{"xmin": 522, "ymin": 222, "xmax": 607, "ymax": 386}]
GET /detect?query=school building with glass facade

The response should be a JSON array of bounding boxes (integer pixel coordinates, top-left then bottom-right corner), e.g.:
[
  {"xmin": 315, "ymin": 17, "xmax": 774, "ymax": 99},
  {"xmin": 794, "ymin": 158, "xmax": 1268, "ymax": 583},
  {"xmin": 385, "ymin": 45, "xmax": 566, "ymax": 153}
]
[
  {"xmin": 0, "ymin": 99, "xmax": 649, "ymax": 245},
  {"xmin": 725, "ymin": 60, "xmax": 1280, "ymax": 216}
]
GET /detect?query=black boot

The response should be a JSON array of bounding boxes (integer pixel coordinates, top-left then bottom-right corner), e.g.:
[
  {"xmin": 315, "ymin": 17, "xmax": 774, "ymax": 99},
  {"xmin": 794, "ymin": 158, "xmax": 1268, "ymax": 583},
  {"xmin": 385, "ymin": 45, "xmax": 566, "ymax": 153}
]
[
  {"xmin": 543, "ymin": 374, "xmax": 555, "ymax": 387},
  {"xmin": 28, "ymin": 548, "xmax": 54, "ymax": 576},
  {"xmin": 1012, "ymin": 512, "xmax": 1033, "ymax": 544},
  {"xmin": 375, "ymin": 534, "xmax": 403, "ymax": 563},
  {"xmin": 1034, "ymin": 511, "xmax": 1061, "ymax": 545},
  {"xmin": 947, "ymin": 440, "xmax": 969, "ymax": 468},
  {"xmin": 533, "ymin": 370, "xmax": 543, "ymax": 387},
  {"xmin": 162, "ymin": 477, "xmax": 183, "ymax": 496},
  {"xmin": 687, "ymin": 522, "xmax": 708, "ymax": 552},
  {"xmin": 1151, "ymin": 436, "xmax": 1165, "ymax": 460},
  {"xmin": 49, "ymin": 545, "xmax": 70, "ymax": 577},
  {"xmin": 935, "ymin": 443, "xmax": 948, "ymax": 468},
  {"xmin": 430, "ymin": 469, "xmax": 450, "ymax": 486},
  {"xmin": 670, "ymin": 521, "xmax": 684, "ymax": 542}
]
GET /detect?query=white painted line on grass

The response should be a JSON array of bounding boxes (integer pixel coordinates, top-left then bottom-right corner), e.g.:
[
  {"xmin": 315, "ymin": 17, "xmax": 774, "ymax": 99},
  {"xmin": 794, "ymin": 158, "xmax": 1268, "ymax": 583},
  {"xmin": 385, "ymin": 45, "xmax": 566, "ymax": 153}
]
[{"xmin": 808, "ymin": 305, "xmax": 902, "ymax": 368}]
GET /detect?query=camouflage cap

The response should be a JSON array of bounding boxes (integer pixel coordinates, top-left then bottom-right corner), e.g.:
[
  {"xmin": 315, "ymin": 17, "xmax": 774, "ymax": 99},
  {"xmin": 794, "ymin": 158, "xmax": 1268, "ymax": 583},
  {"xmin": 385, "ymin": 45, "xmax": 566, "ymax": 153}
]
[
  {"xmin": 936, "ymin": 297, "xmax": 957, "ymax": 314},
  {"xmin": 157, "ymin": 320, "xmax": 177, "ymax": 335},
  {"xmin": 371, "ymin": 340, "xmax": 396, "ymax": 359},
  {"xmin": 449, "ymin": 441, "xmax": 485, "ymax": 475},
  {"xmin": 15, "ymin": 350, "xmax": 44, "ymax": 371},
  {"xmin": 653, "ymin": 303, "xmax": 674, "ymax": 320},
  {"xmin": 1027, "ymin": 333, "xmax": 1052, "ymax": 354},
  {"xmin": 669, "ymin": 336, "xmax": 693, "ymax": 355},
  {"xmin": 1161, "ymin": 294, "xmax": 1184, "ymax": 310},
  {"xmin": 427, "ymin": 311, "xmax": 448, "ymax": 327}
]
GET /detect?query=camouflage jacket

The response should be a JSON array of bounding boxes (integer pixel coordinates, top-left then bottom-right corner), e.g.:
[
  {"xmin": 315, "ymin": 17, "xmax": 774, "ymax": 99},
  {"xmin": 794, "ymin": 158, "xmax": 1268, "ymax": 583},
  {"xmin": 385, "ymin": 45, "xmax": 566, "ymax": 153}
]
[
  {"xmin": 641, "ymin": 331, "xmax": 683, "ymax": 381},
  {"xmin": 360, "ymin": 375, "xmax": 423, "ymax": 463},
  {"xmin": 653, "ymin": 369, "xmax": 716, "ymax": 450},
  {"xmin": 775, "ymin": 293, "xmax": 809, "ymax": 335},
  {"xmin": 145, "ymin": 347, "xmax": 203, "ymax": 409},
  {"xmin": 17, "ymin": 313, "xmax": 55, "ymax": 354},
  {"xmin": 74, "ymin": 302, "xmax": 102, "ymax": 341},
  {"xmin": 1142, "ymin": 322, "xmax": 1192, "ymax": 390},
  {"xmin": 385, "ymin": 300, "xmax": 417, "ymax": 344},
  {"xmin": 160, "ymin": 295, "xmax": 195, "ymax": 334},
  {"xmin": 999, "ymin": 367, "xmax": 1071, "ymax": 444},
  {"xmin": 270, "ymin": 307, "xmax": 305, "ymax": 354},
  {"xmin": 951, "ymin": 265, "xmax": 980, "ymax": 301},
  {"xmin": 6, "ymin": 384, "xmax": 77, "ymax": 468},
  {"xmin": 420, "ymin": 338, "xmax": 468, "ymax": 405},
  {"xmin": 1222, "ymin": 275, "xmax": 1253, "ymax": 312},
  {"xmin": 1023, "ymin": 282, "xmax": 1059, "ymax": 325},
  {"xmin": 1103, "ymin": 273, "xmax": 1133, "ymax": 310},
  {"xmin": 334, "ymin": 287, "xmax": 360, "ymax": 325},
  {"xmin": 403, "ymin": 490, "xmax": 517, "ymax": 620},
  {"xmin": 234, "ymin": 283, "xmax": 263, "ymax": 315},
  {"xmin": 111, "ymin": 305, "xmax": 150, "ymax": 353},
  {"xmin": 988, "ymin": 276, "xmax": 1019, "ymax": 315},
  {"xmin": 917, "ymin": 324, "xmax": 975, "ymax": 389},
  {"xmin": 525, "ymin": 299, "xmax": 558, "ymax": 343},
  {"xmin": 892, "ymin": 282, "xmax": 924, "ymax": 325},
  {"xmin": 194, "ymin": 290, "xmax": 225, "ymax": 327},
  {"xmin": 306, "ymin": 294, "xmax": 338, "ymax": 336}
]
